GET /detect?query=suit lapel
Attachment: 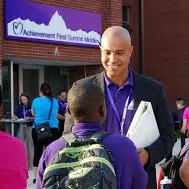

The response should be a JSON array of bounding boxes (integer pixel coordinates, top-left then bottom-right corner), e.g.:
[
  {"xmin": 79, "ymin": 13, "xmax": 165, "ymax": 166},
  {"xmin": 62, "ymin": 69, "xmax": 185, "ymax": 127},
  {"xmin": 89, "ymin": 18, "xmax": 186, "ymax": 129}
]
[
  {"xmin": 94, "ymin": 72, "xmax": 105, "ymax": 94},
  {"xmin": 94, "ymin": 72, "xmax": 107, "ymax": 127},
  {"xmin": 133, "ymin": 72, "xmax": 145, "ymax": 115}
]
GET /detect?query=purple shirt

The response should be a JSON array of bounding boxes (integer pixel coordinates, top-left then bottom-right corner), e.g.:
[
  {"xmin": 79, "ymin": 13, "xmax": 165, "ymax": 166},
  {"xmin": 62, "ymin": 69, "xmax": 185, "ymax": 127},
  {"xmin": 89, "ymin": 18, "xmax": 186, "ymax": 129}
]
[
  {"xmin": 104, "ymin": 69, "xmax": 134, "ymax": 135},
  {"xmin": 15, "ymin": 104, "xmax": 33, "ymax": 126},
  {"xmin": 57, "ymin": 99, "xmax": 67, "ymax": 116},
  {"xmin": 36, "ymin": 123, "xmax": 147, "ymax": 189}
]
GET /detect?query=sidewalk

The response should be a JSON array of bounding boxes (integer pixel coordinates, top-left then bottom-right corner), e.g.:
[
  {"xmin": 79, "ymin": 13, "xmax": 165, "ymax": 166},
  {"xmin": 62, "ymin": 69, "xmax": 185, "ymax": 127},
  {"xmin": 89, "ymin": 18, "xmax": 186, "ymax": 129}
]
[{"xmin": 27, "ymin": 169, "xmax": 35, "ymax": 189}]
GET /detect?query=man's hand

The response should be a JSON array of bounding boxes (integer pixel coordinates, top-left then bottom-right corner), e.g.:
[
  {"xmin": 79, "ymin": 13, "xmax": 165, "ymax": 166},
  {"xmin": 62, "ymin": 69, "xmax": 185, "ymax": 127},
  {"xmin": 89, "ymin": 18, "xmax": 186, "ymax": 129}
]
[
  {"xmin": 137, "ymin": 148, "xmax": 149, "ymax": 166},
  {"xmin": 25, "ymin": 117, "xmax": 34, "ymax": 121}
]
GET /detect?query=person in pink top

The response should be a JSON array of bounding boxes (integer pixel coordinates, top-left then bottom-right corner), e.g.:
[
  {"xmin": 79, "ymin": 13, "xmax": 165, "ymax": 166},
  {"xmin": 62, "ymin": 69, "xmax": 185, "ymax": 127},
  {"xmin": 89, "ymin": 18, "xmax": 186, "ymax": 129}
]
[
  {"xmin": 0, "ymin": 131, "xmax": 28, "ymax": 189},
  {"xmin": 181, "ymin": 107, "xmax": 189, "ymax": 136}
]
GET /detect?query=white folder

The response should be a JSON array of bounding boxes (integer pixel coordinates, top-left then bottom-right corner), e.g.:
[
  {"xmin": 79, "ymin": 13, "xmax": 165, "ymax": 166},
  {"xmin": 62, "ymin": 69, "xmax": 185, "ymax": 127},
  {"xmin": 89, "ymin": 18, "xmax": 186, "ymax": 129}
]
[{"xmin": 126, "ymin": 101, "xmax": 160, "ymax": 148}]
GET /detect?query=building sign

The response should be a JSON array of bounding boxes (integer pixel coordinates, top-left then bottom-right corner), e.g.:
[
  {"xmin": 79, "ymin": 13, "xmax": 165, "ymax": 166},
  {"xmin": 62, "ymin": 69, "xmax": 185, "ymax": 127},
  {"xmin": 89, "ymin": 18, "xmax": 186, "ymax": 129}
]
[{"xmin": 5, "ymin": 0, "xmax": 101, "ymax": 47}]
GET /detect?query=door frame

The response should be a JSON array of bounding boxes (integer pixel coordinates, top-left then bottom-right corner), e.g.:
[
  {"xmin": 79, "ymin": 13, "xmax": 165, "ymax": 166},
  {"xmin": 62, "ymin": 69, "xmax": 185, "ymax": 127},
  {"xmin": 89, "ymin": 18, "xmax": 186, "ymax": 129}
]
[{"xmin": 19, "ymin": 64, "xmax": 44, "ymax": 97}]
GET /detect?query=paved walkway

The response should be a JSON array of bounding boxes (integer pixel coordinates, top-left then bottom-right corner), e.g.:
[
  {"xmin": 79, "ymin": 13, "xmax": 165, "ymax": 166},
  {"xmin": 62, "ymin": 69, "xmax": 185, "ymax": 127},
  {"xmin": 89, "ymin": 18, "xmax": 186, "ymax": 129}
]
[
  {"xmin": 27, "ymin": 138, "xmax": 181, "ymax": 189},
  {"xmin": 27, "ymin": 169, "xmax": 35, "ymax": 189}
]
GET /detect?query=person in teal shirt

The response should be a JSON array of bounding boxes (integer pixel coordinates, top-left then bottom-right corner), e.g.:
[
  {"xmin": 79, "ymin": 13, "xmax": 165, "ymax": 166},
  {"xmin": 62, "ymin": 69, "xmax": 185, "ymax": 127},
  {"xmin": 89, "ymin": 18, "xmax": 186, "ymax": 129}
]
[
  {"xmin": 32, "ymin": 96, "xmax": 59, "ymax": 128},
  {"xmin": 31, "ymin": 83, "xmax": 59, "ymax": 183}
]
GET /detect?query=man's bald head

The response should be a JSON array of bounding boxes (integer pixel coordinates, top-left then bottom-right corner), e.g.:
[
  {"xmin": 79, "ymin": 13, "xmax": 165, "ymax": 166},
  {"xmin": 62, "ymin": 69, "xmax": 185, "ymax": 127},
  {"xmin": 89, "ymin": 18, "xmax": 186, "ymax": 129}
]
[
  {"xmin": 99, "ymin": 26, "xmax": 133, "ymax": 85},
  {"xmin": 101, "ymin": 26, "xmax": 131, "ymax": 46}
]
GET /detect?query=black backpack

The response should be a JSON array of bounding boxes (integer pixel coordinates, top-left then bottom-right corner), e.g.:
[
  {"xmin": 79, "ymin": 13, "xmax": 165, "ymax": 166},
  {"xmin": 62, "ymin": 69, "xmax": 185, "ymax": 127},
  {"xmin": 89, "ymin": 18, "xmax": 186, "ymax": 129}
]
[
  {"xmin": 42, "ymin": 132, "xmax": 118, "ymax": 189},
  {"xmin": 160, "ymin": 146, "xmax": 189, "ymax": 189}
]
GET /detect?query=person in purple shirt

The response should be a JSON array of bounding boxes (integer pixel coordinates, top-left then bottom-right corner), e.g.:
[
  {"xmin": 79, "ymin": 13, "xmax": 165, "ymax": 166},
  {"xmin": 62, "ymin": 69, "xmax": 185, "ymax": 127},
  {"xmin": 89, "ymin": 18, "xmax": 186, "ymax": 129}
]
[
  {"xmin": 57, "ymin": 90, "xmax": 67, "ymax": 137},
  {"xmin": 176, "ymin": 97, "xmax": 186, "ymax": 148},
  {"xmin": 13, "ymin": 93, "xmax": 34, "ymax": 169},
  {"xmin": 176, "ymin": 97, "xmax": 186, "ymax": 126},
  {"xmin": 36, "ymin": 81, "xmax": 147, "ymax": 189},
  {"xmin": 64, "ymin": 26, "xmax": 176, "ymax": 188}
]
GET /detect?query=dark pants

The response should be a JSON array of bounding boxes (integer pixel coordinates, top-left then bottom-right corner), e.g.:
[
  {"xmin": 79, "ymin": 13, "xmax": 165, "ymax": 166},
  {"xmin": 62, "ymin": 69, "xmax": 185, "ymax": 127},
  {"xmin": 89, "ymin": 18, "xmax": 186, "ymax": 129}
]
[
  {"xmin": 165, "ymin": 152, "xmax": 172, "ymax": 162},
  {"xmin": 146, "ymin": 169, "xmax": 157, "ymax": 189},
  {"xmin": 181, "ymin": 136, "xmax": 185, "ymax": 149},
  {"xmin": 58, "ymin": 120, "xmax": 65, "ymax": 137},
  {"xmin": 32, "ymin": 128, "xmax": 59, "ymax": 167}
]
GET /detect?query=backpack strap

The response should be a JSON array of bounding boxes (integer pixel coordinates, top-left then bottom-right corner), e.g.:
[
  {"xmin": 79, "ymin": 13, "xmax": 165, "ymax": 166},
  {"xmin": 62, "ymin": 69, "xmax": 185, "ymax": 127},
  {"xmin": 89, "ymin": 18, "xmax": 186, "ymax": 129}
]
[
  {"xmin": 90, "ymin": 131, "xmax": 111, "ymax": 142},
  {"xmin": 62, "ymin": 131, "xmax": 110, "ymax": 147},
  {"xmin": 179, "ymin": 145, "xmax": 189, "ymax": 160},
  {"xmin": 62, "ymin": 132, "xmax": 78, "ymax": 145}
]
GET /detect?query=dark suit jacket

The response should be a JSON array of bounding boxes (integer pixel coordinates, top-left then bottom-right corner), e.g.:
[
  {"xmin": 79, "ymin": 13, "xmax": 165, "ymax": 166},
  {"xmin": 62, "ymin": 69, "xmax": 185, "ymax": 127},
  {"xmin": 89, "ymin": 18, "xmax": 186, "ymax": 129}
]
[
  {"xmin": 64, "ymin": 71, "xmax": 176, "ymax": 189},
  {"xmin": 0, "ymin": 85, "xmax": 2, "ymax": 107}
]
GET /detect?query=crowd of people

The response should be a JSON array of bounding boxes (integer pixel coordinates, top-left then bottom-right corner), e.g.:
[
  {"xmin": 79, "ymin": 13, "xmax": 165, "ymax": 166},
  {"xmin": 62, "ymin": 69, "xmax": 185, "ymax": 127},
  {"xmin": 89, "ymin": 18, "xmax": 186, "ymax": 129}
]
[
  {"xmin": 0, "ymin": 26, "xmax": 189, "ymax": 189},
  {"xmin": 12, "ymin": 84, "xmax": 68, "ymax": 184}
]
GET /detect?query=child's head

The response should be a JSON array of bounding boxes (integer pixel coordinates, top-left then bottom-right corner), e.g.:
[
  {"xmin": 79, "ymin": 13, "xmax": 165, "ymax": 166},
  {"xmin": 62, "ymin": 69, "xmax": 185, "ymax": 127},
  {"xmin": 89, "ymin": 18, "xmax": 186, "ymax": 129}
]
[
  {"xmin": 176, "ymin": 97, "xmax": 185, "ymax": 110},
  {"xmin": 67, "ymin": 81, "xmax": 105, "ymax": 124}
]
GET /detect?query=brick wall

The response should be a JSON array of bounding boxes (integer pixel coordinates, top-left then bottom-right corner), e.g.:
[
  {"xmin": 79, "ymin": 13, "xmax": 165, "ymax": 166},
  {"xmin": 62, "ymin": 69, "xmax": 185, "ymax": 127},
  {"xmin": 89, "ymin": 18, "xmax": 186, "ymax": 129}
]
[
  {"xmin": 2, "ymin": 0, "xmax": 187, "ymax": 109},
  {"xmin": 0, "ymin": 0, "xmax": 3, "ymax": 69},
  {"xmin": 0, "ymin": 0, "xmax": 3, "ymax": 116},
  {"xmin": 3, "ymin": 0, "xmax": 122, "ymax": 63},
  {"xmin": 122, "ymin": 0, "xmax": 140, "ymax": 72},
  {"xmin": 68, "ymin": 65, "xmax": 103, "ymax": 87},
  {"xmin": 2, "ymin": 0, "xmax": 123, "ymax": 88},
  {"xmin": 3, "ymin": 0, "xmax": 103, "ymax": 66},
  {"xmin": 143, "ymin": 0, "xmax": 189, "ymax": 108}
]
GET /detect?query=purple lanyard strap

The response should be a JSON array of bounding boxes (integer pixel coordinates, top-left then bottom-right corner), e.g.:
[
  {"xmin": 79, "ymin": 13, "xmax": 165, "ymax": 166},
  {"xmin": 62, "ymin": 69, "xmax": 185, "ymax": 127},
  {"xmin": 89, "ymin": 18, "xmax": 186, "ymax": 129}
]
[
  {"xmin": 106, "ymin": 85, "xmax": 132, "ymax": 135},
  {"xmin": 23, "ymin": 106, "xmax": 27, "ymax": 118},
  {"xmin": 57, "ymin": 99, "xmax": 66, "ymax": 109}
]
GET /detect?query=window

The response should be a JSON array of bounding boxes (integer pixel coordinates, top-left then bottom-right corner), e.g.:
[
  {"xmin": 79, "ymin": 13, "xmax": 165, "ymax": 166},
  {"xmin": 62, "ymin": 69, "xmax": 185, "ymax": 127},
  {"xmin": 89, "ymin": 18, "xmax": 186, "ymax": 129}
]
[{"xmin": 122, "ymin": 6, "xmax": 130, "ymax": 30}]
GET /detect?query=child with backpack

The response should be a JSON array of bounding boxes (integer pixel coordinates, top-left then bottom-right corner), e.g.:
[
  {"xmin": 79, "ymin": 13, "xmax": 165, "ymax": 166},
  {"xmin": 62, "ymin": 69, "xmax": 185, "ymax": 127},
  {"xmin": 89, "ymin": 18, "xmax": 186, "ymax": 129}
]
[{"xmin": 36, "ymin": 81, "xmax": 147, "ymax": 189}]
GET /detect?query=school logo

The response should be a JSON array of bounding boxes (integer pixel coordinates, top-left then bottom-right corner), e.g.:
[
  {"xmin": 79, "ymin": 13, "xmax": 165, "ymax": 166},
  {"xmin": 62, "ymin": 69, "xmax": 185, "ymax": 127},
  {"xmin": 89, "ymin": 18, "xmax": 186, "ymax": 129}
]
[
  {"xmin": 5, "ymin": 0, "xmax": 101, "ymax": 47},
  {"xmin": 13, "ymin": 21, "xmax": 23, "ymax": 35}
]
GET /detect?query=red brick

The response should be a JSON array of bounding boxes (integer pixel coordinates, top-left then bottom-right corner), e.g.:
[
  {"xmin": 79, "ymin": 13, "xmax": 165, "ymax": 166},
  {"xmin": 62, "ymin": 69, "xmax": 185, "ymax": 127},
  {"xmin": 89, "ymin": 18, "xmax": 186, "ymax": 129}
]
[
  {"xmin": 1, "ymin": 0, "xmax": 122, "ymax": 88},
  {"xmin": 143, "ymin": 0, "xmax": 189, "ymax": 108}
]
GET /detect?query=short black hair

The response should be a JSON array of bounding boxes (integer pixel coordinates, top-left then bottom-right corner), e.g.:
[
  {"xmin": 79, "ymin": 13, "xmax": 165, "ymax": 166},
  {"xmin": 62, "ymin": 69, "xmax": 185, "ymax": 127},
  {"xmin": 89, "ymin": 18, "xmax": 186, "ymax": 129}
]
[
  {"xmin": 57, "ymin": 89, "xmax": 67, "ymax": 96},
  {"xmin": 177, "ymin": 97, "xmax": 184, "ymax": 101},
  {"xmin": 67, "ymin": 80, "xmax": 104, "ymax": 120}
]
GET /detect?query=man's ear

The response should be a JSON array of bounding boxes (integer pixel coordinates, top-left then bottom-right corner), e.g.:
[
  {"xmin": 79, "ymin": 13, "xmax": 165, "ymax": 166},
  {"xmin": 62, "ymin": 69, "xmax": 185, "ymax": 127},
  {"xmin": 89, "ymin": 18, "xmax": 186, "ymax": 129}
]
[{"xmin": 129, "ymin": 45, "xmax": 134, "ymax": 57}]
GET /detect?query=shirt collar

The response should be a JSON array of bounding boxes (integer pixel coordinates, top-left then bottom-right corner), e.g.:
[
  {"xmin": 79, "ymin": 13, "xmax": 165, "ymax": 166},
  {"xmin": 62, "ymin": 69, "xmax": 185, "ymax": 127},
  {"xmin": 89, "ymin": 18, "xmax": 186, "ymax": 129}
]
[
  {"xmin": 57, "ymin": 98, "xmax": 67, "ymax": 103},
  {"xmin": 104, "ymin": 68, "xmax": 134, "ymax": 87},
  {"xmin": 72, "ymin": 123, "xmax": 105, "ymax": 138}
]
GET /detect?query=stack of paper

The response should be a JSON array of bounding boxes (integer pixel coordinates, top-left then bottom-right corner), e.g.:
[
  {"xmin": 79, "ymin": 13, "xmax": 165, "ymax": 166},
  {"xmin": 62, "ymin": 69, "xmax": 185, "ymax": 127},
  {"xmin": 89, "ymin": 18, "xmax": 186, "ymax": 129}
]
[{"xmin": 126, "ymin": 101, "xmax": 160, "ymax": 148}]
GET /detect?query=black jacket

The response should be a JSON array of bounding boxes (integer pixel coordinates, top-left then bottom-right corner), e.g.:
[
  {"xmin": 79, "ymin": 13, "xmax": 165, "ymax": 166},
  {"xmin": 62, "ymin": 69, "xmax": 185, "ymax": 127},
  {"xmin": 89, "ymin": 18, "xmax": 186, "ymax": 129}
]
[{"xmin": 64, "ymin": 71, "xmax": 176, "ymax": 189}]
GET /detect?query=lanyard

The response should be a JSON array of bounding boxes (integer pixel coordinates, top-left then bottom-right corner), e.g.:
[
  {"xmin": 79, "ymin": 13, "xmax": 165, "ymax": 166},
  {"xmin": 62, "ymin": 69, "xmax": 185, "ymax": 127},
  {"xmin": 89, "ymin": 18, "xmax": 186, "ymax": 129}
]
[
  {"xmin": 23, "ymin": 106, "xmax": 27, "ymax": 118},
  {"xmin": 57, "ymin": 99, "xmax": 66, "ymax": 109},
  {"xmin": 106, "ymin": 85, "xmax": 132, "ymax": 135}
]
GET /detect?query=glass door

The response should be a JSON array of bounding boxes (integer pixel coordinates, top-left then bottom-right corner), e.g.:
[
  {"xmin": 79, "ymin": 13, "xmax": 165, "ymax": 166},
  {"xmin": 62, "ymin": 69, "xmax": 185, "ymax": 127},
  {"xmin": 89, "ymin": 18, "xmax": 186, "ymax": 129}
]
[
  {"xmin": 44, "ymin": 66, "xmax": 69, "ymax": 96},
  {"xmin": 19, "ymin": 64, "xmax": 44, "ymax": 101}
]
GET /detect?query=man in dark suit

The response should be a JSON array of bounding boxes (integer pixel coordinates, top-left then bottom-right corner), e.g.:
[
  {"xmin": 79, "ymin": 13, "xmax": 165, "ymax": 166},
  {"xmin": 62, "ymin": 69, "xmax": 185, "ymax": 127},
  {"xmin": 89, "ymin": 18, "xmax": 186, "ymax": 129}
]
[{"xmin": 64, "ymin": 26, "xmax": 176, "ymax": 189}]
